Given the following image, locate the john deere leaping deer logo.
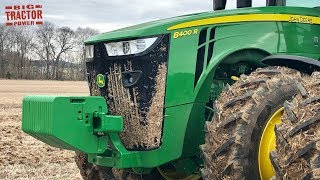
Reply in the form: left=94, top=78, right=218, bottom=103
left=96, top=74, right=105, bottom=88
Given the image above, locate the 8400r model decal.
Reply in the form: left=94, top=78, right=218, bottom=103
left=168, top=14, right=320, bottom=31
left=173, top=29, right=198, bottom=39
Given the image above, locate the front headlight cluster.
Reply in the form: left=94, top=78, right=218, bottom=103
left=105, top=37, right=158, bottom=56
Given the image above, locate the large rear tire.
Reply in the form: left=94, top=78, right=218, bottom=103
left=201, top=67, right=305, bottom=179
left=272, top=72, right=320, bottom=179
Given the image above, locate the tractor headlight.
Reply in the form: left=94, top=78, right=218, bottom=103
left=85, top=45, right=94, bottom=59
left=105, top=37, right=158, bottom=56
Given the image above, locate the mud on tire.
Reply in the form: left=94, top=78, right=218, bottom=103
left=75, top=152, right=116, bottom=180
left=272, top=72, right=320, bottom=179
left=201, top=67, right=306, bottom=179
left=75, top=152, right=141, bottom=180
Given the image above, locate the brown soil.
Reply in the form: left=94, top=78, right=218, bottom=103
left=0, top=79, right=89, bottom=179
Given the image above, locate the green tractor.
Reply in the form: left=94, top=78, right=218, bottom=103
left=22, top=0, right=320, bottom=179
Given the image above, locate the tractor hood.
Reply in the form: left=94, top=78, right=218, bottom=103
left=85, top=6, right=320, bottom=44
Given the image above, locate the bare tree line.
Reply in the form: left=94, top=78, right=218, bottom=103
left=0, top=22, right=98, bottom=80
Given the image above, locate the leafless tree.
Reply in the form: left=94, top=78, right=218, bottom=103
left=0, top=25, right=10, bottom=77
left=51, top=27, right=76, bottom=79
left=12, top=27, right=34, bottom=78
left=35, top=22, right=55, bottom=79
left=0, top=22, right=99, bottom=80
left=74, top=27, right=99, bottom=79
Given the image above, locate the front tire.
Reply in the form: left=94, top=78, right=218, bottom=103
left=201, top=67, right=305, bottom=179
left=272, top=72, right=320, bottom=179
left=75, top=152, right=164, bottom=180
left=75, top=152, right=115, bottom=180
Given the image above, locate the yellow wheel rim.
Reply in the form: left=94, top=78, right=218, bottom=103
left=157, top=167, right=200, bottom=180
left=258, top=107, right=284, bottom=179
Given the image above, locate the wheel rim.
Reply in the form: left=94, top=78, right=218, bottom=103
left=156, top=167, right=200, bottom=180
left=258, top=107, right=284, bottom=179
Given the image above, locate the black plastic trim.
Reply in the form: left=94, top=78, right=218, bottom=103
left=122, top=70, right=143, bottom=88
left=195, top=47, right=205, bottom=87
left=262, top=55, right=320, bottom=74
left=207, top=28, right=216, bottom=67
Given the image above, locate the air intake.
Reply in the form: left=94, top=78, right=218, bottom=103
left=194, top=27, right=216, bottom=87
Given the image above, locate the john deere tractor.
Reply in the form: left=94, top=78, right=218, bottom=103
left=22, top=0, right=320, bottom=179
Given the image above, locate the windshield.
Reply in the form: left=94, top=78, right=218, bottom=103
left=286, top=0, right=320, bottom=7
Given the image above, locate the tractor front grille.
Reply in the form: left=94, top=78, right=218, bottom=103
left=86, top=35, right=169, bottom=150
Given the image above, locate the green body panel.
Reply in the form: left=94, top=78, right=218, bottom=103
left=167, top=20, right=320, bottom=106
left=22, top=5, right=320, bottom=173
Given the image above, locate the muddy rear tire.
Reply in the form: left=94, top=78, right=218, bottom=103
left=272, top=72, right=320, bottom=179
left=201, top=67, right=305, bottom=179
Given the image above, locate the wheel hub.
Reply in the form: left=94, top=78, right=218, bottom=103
left=258, top=107, right=284, bottom=179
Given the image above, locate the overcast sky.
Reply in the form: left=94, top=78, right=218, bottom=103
left=0, top=0, right=214, bottom=33
left=0, top=0, right=277, bottom=33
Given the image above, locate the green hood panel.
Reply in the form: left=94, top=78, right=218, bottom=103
left=85, top=6, right=320, bottom=44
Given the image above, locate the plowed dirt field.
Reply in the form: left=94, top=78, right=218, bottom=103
left=0, top=79, right=89, bottom=179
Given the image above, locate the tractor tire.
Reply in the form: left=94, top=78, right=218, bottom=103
left=201, top=67, right=306, bottom=179
left=75, top=152, right=163, bottom=180
left=75, top=152, right=115, bottom=180
left=272, top=72, right=320, bottom=179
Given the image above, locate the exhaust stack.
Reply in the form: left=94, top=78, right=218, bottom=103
left=213, top=0, right=226, bottom=10
left=267, top=0, right=286, bottom=6
left=237, top=0, right=252, bottom=8
left=213, top=0, right=286, bottom=10
left=213, top=0, right=252, bottom=10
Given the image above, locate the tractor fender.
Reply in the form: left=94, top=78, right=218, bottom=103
left=262, top=55, right=320, bottom=75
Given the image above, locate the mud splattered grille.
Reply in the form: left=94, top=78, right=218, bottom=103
left=86, top=35, right=169, bottom=150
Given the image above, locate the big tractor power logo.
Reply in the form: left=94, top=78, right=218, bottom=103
left=5, top=4, right=43, bottom=26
